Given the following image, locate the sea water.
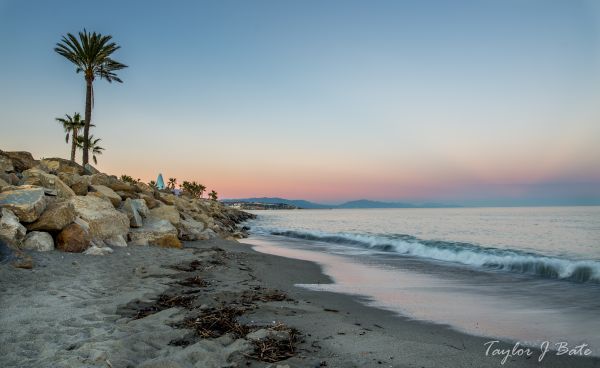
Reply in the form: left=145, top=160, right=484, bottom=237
left=243, top=207, right=600, bottom=353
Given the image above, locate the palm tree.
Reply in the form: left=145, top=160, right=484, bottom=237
left=208, top=190, right=218, bottom=201
left=54, top=29, right=127, bottom=165
left=55, top=113, right=85, bottom=162
left=76, top=135, right=105, bottom=165
left=167, top=178, right=177, bottom=190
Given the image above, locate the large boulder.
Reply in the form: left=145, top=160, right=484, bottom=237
left=104, top=234, right=128, bottom=247
left=108, top=180, right=136, bottom=193
left=121, top=198, right=149, bottom=228
left=22, top=168, right=76, bottom=199
left=1, top=151, right=38, bottom=172
left=0, top=186, right=47, bottom=222
left=90, top=173, right=112, bottom=186
left=199, top=228, right=218, bottom=240
left=115, top=191, right=138, bottom=200
left=83, top=163, right=100, bottom=175
left=69, top=196, right=129, bottom=241
left=140, top=194, right=160, bottom=209
left=135, top=181, right=154, bottom=195
left=40, top=158, right=84, bottom=175
left=26, top=200, right=76, bottom=232
left=149, top=205, right=180, bottom=227
left=0, top=177, right=9, bottom=190
left=0, top=154, right=14, bottom=173
left=56, top=222, right=91, bottom=252
left=127, top=198, right=149, bottom=217
left=65, top=174, right=91, bottom=196
left=71, top=181, right=89, bottom=196
left=21, top=231, right=54, bottom=252
left=0, top=208, right=26, bottom=246
left=178, top=217, right=206, bottom=241
left=128, top=218, right=182, bottom=248
left=0, top=172, right=20, bottom=186
left=89, top=185, right=121, bottom=207
left=158, top=193, right=175, bottom=205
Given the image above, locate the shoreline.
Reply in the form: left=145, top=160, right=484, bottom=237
left=1, top=238, right=598, bottom=367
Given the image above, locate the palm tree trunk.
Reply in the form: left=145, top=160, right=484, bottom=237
left=83, top=77, right=93, bottom=165
left=70, top=130, right=77, bottom=162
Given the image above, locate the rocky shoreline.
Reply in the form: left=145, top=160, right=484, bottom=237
left=0, top=150, right=255, bottom=268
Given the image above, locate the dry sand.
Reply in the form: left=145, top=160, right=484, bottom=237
left=1, top=239, right=598, bottom=367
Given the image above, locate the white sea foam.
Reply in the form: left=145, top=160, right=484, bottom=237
left=266, top=229, right=600, bottom=283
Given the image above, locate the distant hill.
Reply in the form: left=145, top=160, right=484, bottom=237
left=336, top=199, right=416, bottom=209
left=223, top=197, right=459, bottom=209
left=222, top=197, right=332, bottom=209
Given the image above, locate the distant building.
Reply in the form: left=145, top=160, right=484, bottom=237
left=156, top=173, right=165, bottom=190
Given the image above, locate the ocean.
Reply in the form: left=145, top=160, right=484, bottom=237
left=242, top=207, right=600, bottom=352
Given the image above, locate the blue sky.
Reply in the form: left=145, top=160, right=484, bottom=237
left=1, top=0, right=599, bottom=205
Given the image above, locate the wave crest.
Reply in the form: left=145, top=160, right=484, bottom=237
left=269, top=230, right=600, bottom=283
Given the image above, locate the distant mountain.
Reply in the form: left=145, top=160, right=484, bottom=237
left=336, top=199, right=416, bottom=209
left=223, top=197, right=459, bottom=209
left=222, top=197, right=332, bottom=209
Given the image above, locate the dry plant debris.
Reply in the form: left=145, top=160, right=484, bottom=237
left=246, top=324, right=300, bottom=363
left=132, top=294, right=197, bottom=319
left=177, top=275, right=209, bottom=287
left=179, top=306, right=250, bottom=338
left=241, top=288, right=291, bottom=303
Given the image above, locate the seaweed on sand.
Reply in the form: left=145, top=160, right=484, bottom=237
left=241, top=288, right=291, bottom=303
left=177, top=275, right=209, bottom=288
left=246, top=324, right=300, bottom=363
left=178, top=306, right=250, bottom=338
left=132, top=294, right=197, bottom=319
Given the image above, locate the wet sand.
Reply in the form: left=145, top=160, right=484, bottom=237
left=0, top=239, right=597, bottom=367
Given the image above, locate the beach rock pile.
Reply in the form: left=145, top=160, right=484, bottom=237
left=0, top=149, right=255, bottom=266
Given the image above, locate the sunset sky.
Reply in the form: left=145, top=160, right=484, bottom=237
left=1, top=0, right=599, bottom=205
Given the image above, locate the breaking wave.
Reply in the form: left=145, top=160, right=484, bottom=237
left=268, top=230, right=600, bottom=283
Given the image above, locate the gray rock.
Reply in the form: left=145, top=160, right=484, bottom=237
left=0, top=177, right=10, bottom=190
left=0, top=154, right=14, bottom=173
left=21, top=231, right=54, bottom=252
left=83, top=163, right=100, bottom=175
left=104, top=234, right=127, bottom=247
left=69, top=196, right=129, bottom=241
left=22, top=168, right=76, bottom=199
left=130, top=199, right=150, bottom=218
left=83, top=244, right=113, bottom=256
left=128, top=218, right=181, bottom=248
left=0, top=185, right=47, bottom=222
left=0, top=172, right=20, bottom=186
left=121, top=198, right=148, bottom=228
left=89, top=185, right=122, bottom=207
left=246, top=329, right=269, bottom=341
left=1, top=151, right=38, bottom=172
left=149, top=205, right=180, bottom=227
left=198, top=229, right=217, bottom=240
left=245, top=328, right=291, bottom=342
left=27, top=200, right=76, bottom=232
left=178, top=217, right=206, bottom=241
left=0, top=208, right=27, bottom=246
left=39, top=158, right=84, bottom=175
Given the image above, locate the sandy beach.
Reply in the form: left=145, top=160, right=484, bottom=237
left=1, top=238, right=597, bottom=368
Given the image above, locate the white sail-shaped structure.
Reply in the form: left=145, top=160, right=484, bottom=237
left=156, top=173, right=165, bottom=190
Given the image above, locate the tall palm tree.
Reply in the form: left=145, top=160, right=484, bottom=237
left=167, top=178, right=177, bottom=190
left=55, top=112, right=85, bottom=162
left=76, top=135, right=105, bottom=165
left=54, top=29, right=127, bottom=165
